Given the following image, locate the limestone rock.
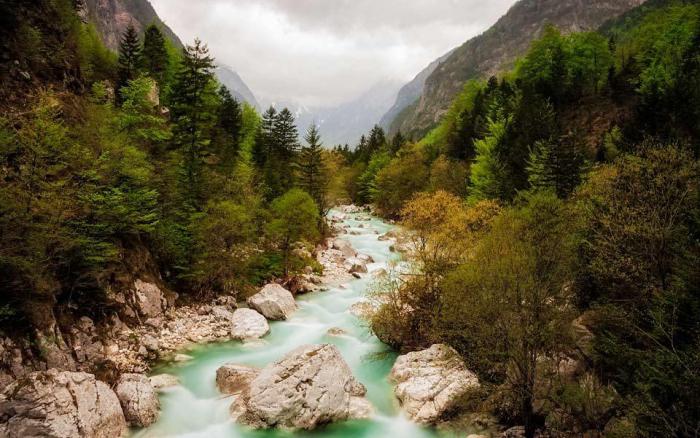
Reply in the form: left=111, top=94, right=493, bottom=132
left=149, top=373, right=179, bottom=390
left=247, top=284, right=297, bottom=320
left=332, top=239, right=357, bottom=258
left=115, top=373, right=159, bottom=427
left=0, top=369, right=127, bottom=438
left=133, top=279, right=166, bottom=318
left=345, top=257, right=368, bottom=274
left=231, top=344, right=372, bottom=430
left=230, top=308, right=270, bottom=340
left=390, top=344, right=480, bottom=424
left=216, top=364, right=259, bottom=395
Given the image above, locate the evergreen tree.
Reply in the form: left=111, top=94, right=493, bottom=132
left=390, top=130, right=406, bottom=155
left=367, top=125, right=387, bottom=153
left=215, top=86, right=243, bottom=172
left=527, top=132, right=586, bottom=198
left=253, top=106, right=277, bottom=169
left=169, top=38, right=218, bottom=210
left=298, top=124, right=328, bottom=214
left=142, top=24, right=168, bottom=86
left=271, top=107, right=299, bottom=196
left=117, top=24, right=142, bottom=95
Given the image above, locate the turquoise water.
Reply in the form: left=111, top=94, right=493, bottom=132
left=134, top=212, right=457, bottom=438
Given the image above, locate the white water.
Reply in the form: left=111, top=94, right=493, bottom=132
left=134, top=211, right=461, bottom=438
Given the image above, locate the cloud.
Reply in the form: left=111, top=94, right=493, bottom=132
left=149, top=0, right=517, bottom=107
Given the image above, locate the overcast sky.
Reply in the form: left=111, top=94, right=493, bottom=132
left=150, top=0, right=517, bottom=107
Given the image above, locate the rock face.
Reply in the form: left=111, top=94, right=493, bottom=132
left=115, top=373, right=159, bottom=427
left=390, top=0, right=645, bottom=138
left=230, top=308, right=270, bottom=340
left=390, top=344, right=480, bottom=424
left=247, top=284, right=297, bottom=320
left=216, top=364, right=259, bottom=395
left=230, top=344, right=373, bottom=430
left=0, top=369, right=127, bottom=438
left=133, top=279, right=167, bottom=318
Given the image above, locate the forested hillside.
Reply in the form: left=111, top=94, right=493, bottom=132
left=0, top=0, right=334, bottom=384
left=390, top=0, right=644, bottom=139
left=327, top=1, right=700, bottom=436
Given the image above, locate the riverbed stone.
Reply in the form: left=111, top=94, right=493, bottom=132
left=216, top=363, right=259, bottom=395
left=0, top=369, right=127, bottom=438
left=230, top=308, right=270, bottom=340
left=345, top=257, right=368, bottom=274
left=247, top=284, right=297, bottom=320
left=115, top=373, right=160, bottom=427
left=133, top=278, right=167, bottom=318
left=230, top=344, right=373, bottom=430
left=332, top=239, right=357, bottom=258
left=390, top=344, right=480, bottom=424
left=150, top=373, right=179, bottom=390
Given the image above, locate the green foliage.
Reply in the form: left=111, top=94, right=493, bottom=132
left=265, top=189, right=320, bottom=276
left=117, top=24, right=142, bottom=93
left=467, top=117, right=510, bottom=203
left=142, top=24, right=169, bottom=86
left=298, top=124, right=329, bottom=214
left=373, top=146, right=429, bottom=218
left=357, top=151, right=391, bottom=204
left=527, top=132, right=587, bottom=198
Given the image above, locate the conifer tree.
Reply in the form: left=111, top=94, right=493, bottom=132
left=270, top=107, right=299, bottom=196
left=527, top=133, right=586, bottom=198
left=390, top=130, right=406, bottom=155
left=215, top=86, right=242, bottom=172
left=298, top=124, right=328, bottom=214
left=253, top=106, right=277, bottom=168
left=117, top=24, right=142, bottom=94
left=142, top=24, right=168, bottom=86
left=170, top=38, right=218, bottom=210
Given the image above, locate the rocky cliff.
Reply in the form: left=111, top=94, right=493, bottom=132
left=79, top=0, right=182, bottom=50
left=390, top=0, right=646, bottom=139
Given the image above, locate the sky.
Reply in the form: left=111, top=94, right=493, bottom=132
left=150, top=0, right=518, bottom=107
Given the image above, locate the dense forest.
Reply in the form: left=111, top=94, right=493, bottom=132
left=326, top=1, right=700, bottom=437
left=1, top=0, right=699, bottom=437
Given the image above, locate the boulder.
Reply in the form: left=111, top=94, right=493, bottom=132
left=115, top=373, right=159, bottom=427
left=216, top=364, right=259, bottom=394
left=133, top=279, right=166, bottom=318
left=0, top=369, right=127, bottom=438
left=390, top=344, right=480, bottom=424
left=332, top=239, right=357, bottom=258
left=149, top=373, right=179, bottom=390
left=230, top=308, right=270, bottom=340
left=247, top=284, right=297, bottom=320
left=345, top=257, right=368, bottom=274
left=173, top=353, right=193, bottom=363
left=230, top=344, right=373, bottom=430
left=211, top=305, right=236, bottom=322
left=69, top=316, right=104, bottom=365
left=357, top=253, right=374, bottom=263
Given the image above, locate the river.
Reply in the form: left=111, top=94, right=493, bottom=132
left=134, top=210, right=455, bottom=438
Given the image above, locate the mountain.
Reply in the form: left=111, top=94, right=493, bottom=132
left=215, top=65, right=260, bottom=109
left=390, top=0, right=646, bottom=139
left=378, top=49, right=455, bottom=131
left=79, top=0, right=183, bottom=50
left=265, top=79, right=403, bottom=147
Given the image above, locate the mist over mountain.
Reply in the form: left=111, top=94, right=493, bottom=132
left=214, top=65, right=260, bottom=109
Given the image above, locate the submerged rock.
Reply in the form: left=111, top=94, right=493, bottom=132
left=115, top=373, right=159, bottom=427
left=390, top=344, right=480, bottom=424
left=149, top=373, right=179, bottom=390
left=230, top=308, right=270, bottom=340
left=229, top=344, right=373, bottom=430
left=0, top=369, right=127, bottom=438
left=216, top=363, right=259, bottom=395
left=247, top=284, right=297, bottom=320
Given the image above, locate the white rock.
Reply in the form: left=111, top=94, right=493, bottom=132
left=345, top=257, right=368, bottom=274
left=231, top=344, right=372, bottom=430
left=332, top=239, right=357, bottom=258
left=390, top=344, right=480, bottom=424
left=0, top=369, right=127, bottom=438
left=357, top=253, right=375, bottom=263
left=173, top=353, right=193, bottom=363
left=216, top=364, right=259, bottom=394
left=231, top=308, right=270, bottom=340
left=115, top=373, right=160, bottom=427
left=133, top=279, right=166, bottom=318
left=247, top=284, right=297, bottom=320
left=149, top=373, right=179, bottom=390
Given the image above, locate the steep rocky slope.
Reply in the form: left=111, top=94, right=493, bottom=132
left=215, top=65, right=260, bottom=109
left=390, top=0, right=646, bottom=139
left=79, top=0, right=182, bottom=50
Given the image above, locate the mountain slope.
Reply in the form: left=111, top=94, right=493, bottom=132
left=379, top=49, right=455, bottom=131
left=79, top=0, right=182, bottom=50
left=215, top=65, right=260, bottom=109
left=391, top=0, right=645, bottom=138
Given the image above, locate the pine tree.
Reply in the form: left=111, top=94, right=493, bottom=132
left=170, top=38, right=218, bottom=210
left=117, top=24, right=142, bottom=95
left=215, top=86, right=243, bottom=173
left=298, top=124, right=328, bottom=214
left=253, top=106, right=277, bottom=168
left=390, top=130, right=406, bottom=155
left=142, top=24, right=168, bottom=86
left=270, top=107, right=299, bottom=196
left=527, top=132, right=586, bottom=198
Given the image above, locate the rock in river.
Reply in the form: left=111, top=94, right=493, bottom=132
left=115, top=373, right=160, bottom=427
left=230, top=344, right=373, bottom=430
left=247, top=284, right=297, bottom=320
left=230, top=308, right=270, bottom=340
left=0, top=369, right=127, bottom=438
left=390, top=344, right=480, bottom=424
left=216, top=363, right=259, bottom=395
